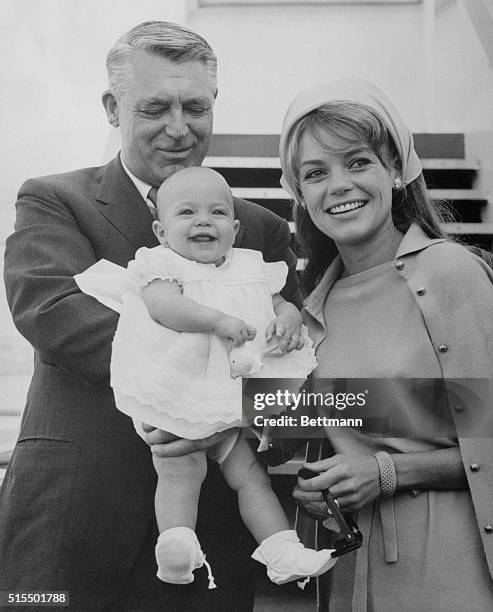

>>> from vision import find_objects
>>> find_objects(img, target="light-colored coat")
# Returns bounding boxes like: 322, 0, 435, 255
303, 223, 493, 578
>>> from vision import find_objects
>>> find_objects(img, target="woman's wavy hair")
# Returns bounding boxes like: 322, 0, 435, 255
283, 102, 452, 294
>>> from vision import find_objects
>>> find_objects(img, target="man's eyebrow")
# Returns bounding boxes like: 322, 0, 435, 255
182, 96, 212, 105
137, 96, 211, 106
138, 97, 170, 106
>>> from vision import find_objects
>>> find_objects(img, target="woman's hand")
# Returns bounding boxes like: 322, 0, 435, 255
265, 316, 304, 354
142, 423, 235, 457
293, 454, 381, 515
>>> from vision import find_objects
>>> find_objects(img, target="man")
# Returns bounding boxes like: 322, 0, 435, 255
0, 21, 300, 611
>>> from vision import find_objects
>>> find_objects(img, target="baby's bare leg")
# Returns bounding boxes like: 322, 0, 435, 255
152, 451, 209, 584
152, 450, 207, 532
220, 437, 289, 543
221, 438, 336, 585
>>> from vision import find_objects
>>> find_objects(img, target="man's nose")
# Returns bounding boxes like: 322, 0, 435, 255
165, 109, 189, 140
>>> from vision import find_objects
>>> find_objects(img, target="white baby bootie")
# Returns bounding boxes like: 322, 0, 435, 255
251, 529, 336, 585
155, 526, 216, 589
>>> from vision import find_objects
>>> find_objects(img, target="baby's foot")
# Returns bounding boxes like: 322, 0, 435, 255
155, 527, 208, 585
251, 529, 336, 585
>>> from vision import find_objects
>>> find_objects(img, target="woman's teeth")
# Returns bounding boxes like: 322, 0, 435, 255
329, 201, 367, 215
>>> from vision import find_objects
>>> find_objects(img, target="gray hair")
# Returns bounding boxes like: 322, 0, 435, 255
106, 21, 217, 99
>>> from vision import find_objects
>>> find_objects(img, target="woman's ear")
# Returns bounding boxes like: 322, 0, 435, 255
102, 90, 119, 128
152, 220, 168, 246
392, 175, 403, 190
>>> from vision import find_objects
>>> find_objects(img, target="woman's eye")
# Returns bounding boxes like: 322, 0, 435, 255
349, 157, 372, 169
304, 169, 325, 180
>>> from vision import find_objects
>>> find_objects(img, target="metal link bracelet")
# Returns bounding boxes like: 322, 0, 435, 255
374, 451, 397, 497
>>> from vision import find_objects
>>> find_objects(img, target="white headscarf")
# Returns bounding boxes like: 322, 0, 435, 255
279, 78, 422, 199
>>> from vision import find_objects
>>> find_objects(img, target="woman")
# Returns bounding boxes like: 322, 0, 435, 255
279, 79, 493, 611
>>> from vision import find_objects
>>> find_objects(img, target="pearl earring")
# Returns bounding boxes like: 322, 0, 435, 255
393, 176, 403, 190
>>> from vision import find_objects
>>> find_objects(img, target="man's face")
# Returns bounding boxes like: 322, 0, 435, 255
107, 49, 216, 186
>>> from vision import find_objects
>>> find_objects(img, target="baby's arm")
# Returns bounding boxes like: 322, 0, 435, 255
142, 278, 256, 345
265, 293, 304, 354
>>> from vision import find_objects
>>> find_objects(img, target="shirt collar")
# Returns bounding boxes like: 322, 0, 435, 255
303, 223, 447, 322
120, 155, 154, 203
395, 222, 446, 258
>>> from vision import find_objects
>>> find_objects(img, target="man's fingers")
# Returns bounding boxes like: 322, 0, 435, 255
150, 429, 234, 457
151, 438, 202, 457
143, 428, 180, 445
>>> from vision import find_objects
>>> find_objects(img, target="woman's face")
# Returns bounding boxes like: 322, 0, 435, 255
297, 131, 397, 249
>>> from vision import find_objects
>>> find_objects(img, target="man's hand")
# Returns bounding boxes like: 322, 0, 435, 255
293, 454, 380, 515
142, 423, 235, 457
213, 315, 256, 346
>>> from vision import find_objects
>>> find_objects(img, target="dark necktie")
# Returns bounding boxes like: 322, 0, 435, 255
146, 187, 158, 218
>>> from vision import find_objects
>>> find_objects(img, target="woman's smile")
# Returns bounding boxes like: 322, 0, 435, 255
326, 199, 369, 215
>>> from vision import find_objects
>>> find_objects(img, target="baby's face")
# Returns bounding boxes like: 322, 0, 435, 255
153, 173, 239, 266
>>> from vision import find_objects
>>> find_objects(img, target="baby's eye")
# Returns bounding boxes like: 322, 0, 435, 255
177, 208, 194, 215
212, 209, 228, 215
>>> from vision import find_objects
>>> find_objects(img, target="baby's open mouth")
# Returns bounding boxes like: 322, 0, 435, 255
190, 234, 216, 242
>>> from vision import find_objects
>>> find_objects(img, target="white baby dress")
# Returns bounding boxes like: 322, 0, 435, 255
75, 247, 316, 440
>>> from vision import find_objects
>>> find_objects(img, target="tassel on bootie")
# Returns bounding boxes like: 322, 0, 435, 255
155, 526, 217, 589
251, 529, 336, 585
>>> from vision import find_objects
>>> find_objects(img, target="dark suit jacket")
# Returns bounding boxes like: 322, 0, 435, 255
0, 156, 301, 611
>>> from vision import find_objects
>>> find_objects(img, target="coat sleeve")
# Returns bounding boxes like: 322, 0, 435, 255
3, 177, 118, 386
262, 215, 303, 308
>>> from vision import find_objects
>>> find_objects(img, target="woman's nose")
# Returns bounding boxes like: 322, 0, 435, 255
329, 168, 353, 196
165, 109, 189, 140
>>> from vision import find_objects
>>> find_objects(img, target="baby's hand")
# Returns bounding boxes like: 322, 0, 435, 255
265, 315, 304, 354
213, 315, 257, 346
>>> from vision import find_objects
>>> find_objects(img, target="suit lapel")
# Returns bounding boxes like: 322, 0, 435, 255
95, 156, 158, 250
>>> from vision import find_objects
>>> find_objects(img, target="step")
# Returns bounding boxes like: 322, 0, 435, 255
208, 133, 466, 159
290, 223, 493, 238
231, 187, 488, 202
440, 222, 493, 235
205, 156, 480, 171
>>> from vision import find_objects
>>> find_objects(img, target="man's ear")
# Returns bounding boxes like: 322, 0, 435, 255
233, 219, 240, 236
152, 220, 168, 245
102, 90, 119, 128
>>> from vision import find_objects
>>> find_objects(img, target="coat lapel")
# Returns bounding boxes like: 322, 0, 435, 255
95, 156, 158, 250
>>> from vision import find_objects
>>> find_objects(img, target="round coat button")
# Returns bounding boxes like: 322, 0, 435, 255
394, 261, 405, 271
438, 344, 448, 353
470, 464, 480, 472
454, 404, 464, 413
485, 525, 493, 533
416, 287, 426, 296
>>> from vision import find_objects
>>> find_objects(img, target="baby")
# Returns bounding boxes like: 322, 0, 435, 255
75, 167, 335, 587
